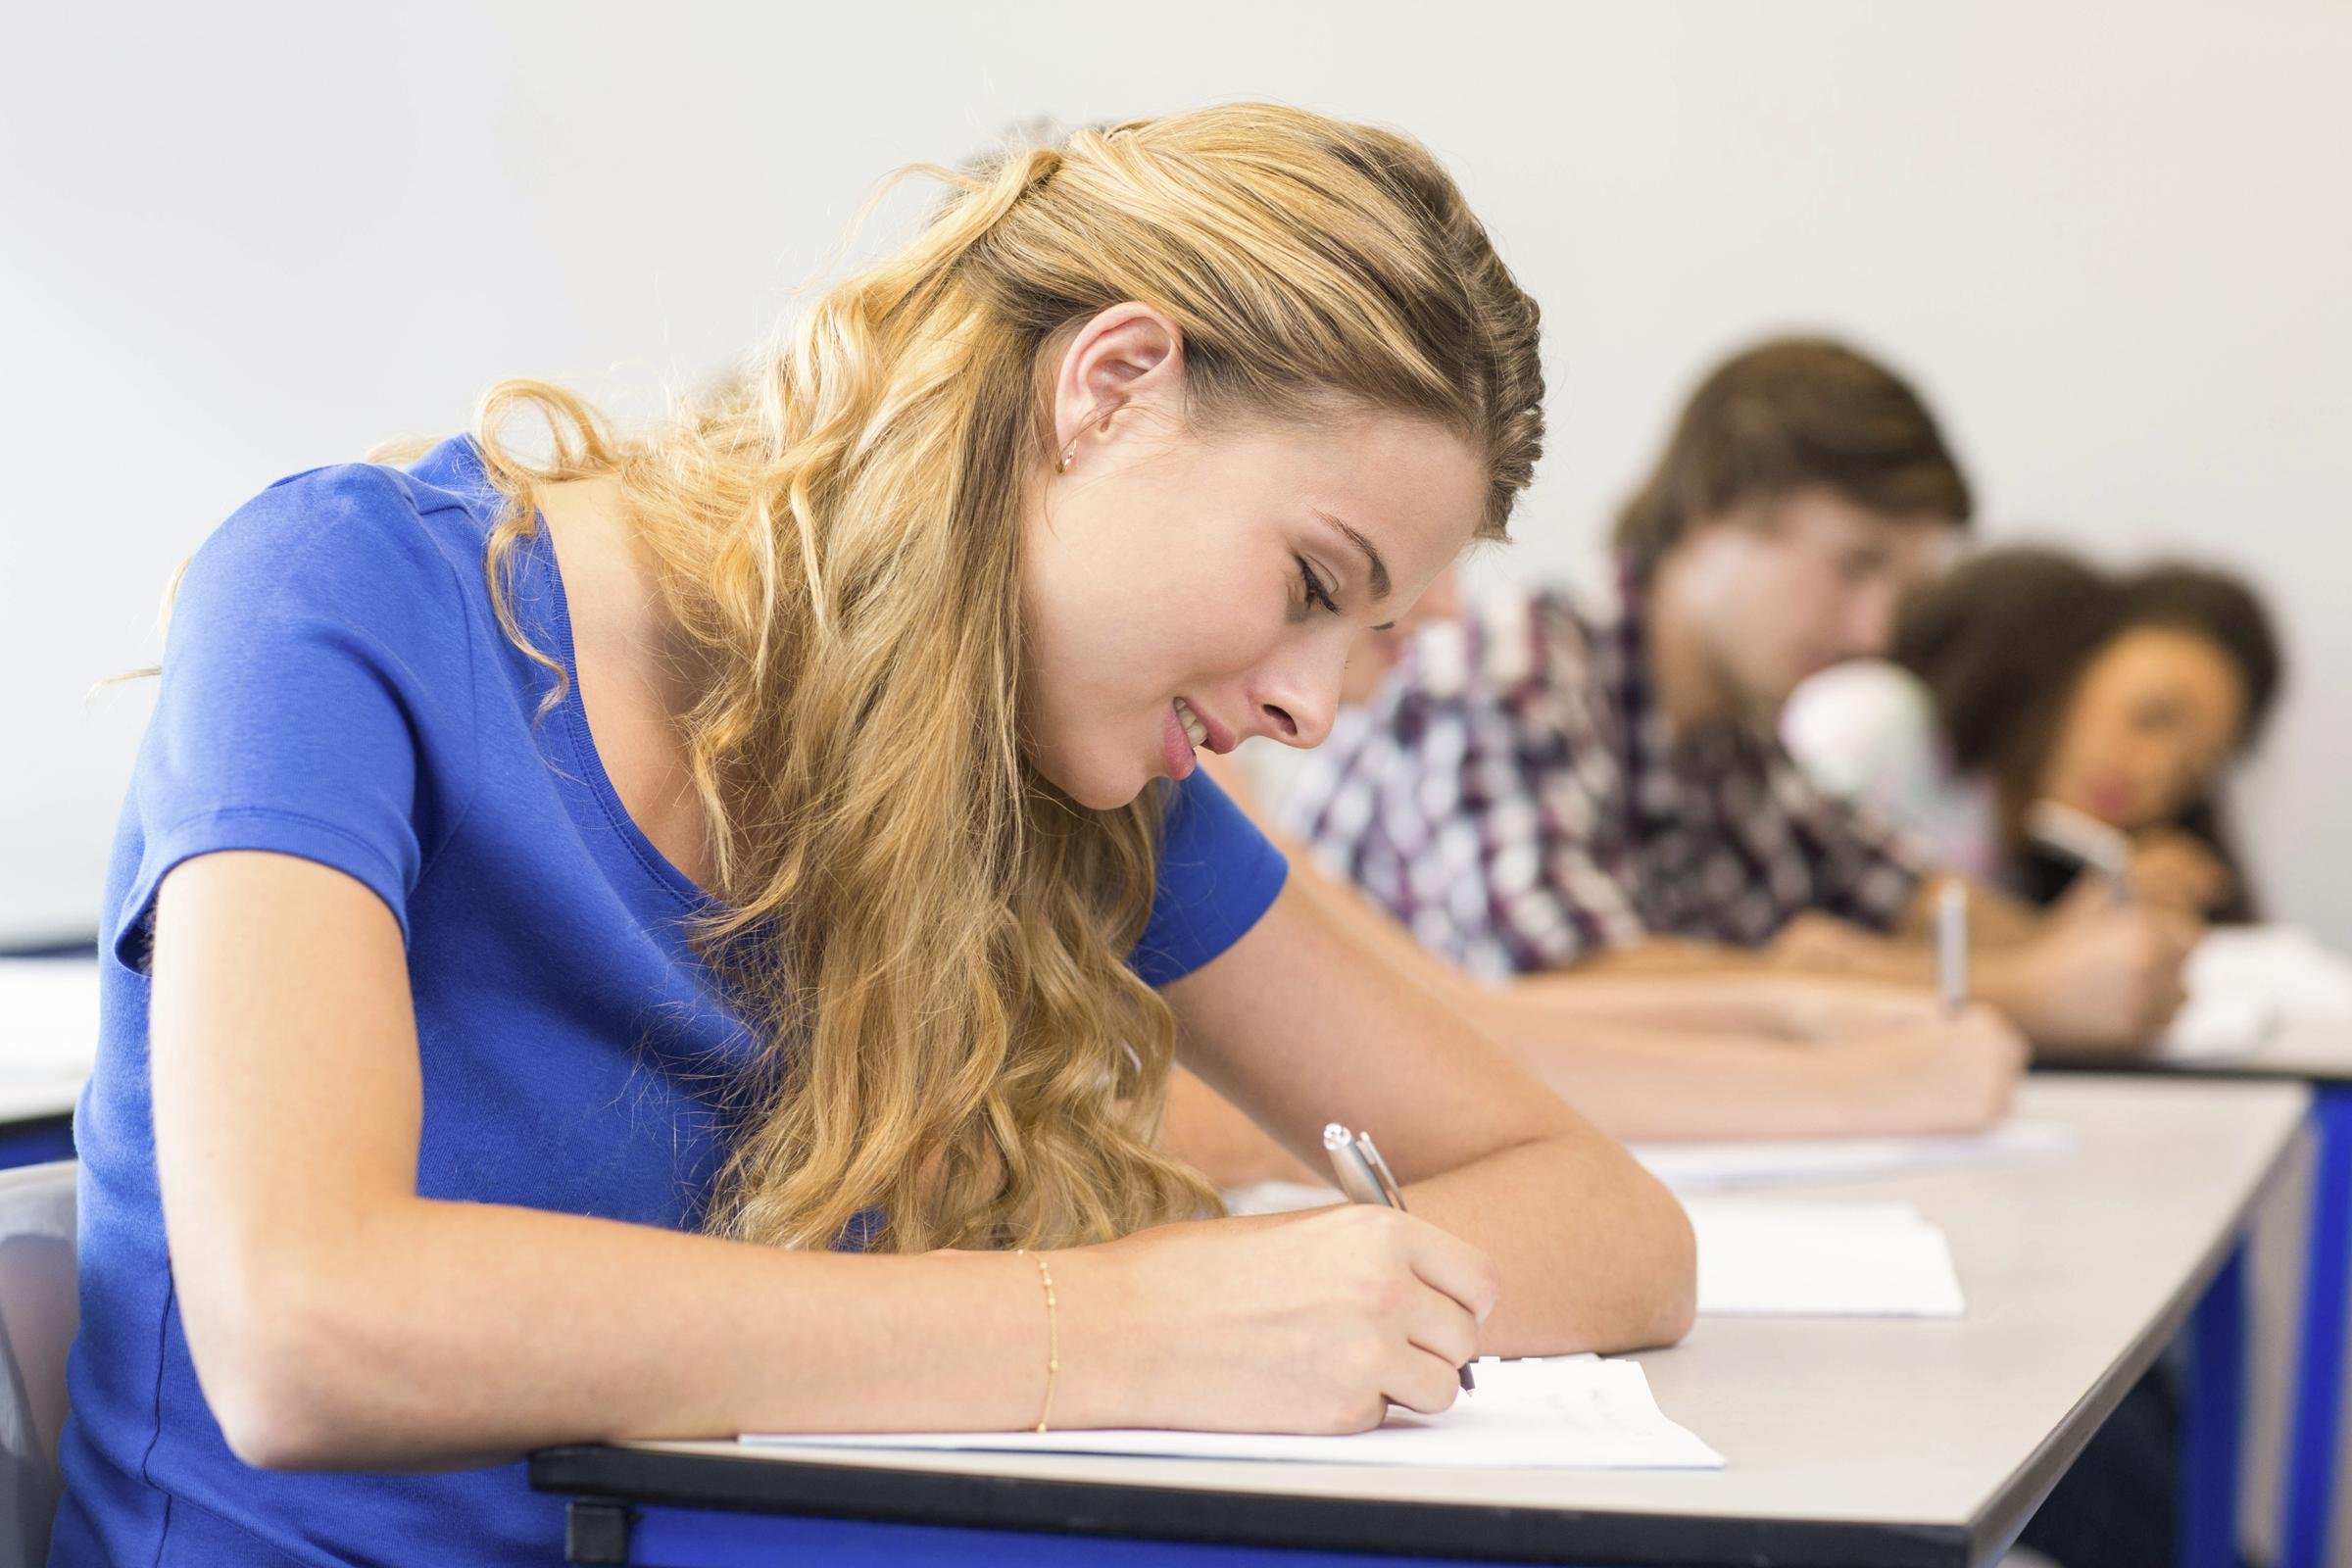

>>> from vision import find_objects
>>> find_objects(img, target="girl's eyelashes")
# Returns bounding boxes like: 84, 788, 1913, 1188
1297, 555, 1342, 614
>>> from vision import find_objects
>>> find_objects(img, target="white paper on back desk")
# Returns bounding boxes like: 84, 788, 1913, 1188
1686, 1198, 1964, 1317
1228, 1185, 1962, 1317
743, 1355, 1723, 1469
2161, 925, 2352, 1061
1631, 1118, 2076, 1193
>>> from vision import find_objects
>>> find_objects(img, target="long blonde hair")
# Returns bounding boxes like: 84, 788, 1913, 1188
466, 103, 1545, 1253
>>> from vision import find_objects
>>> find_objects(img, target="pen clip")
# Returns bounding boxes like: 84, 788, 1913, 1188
1321, 1124, 1389, 1207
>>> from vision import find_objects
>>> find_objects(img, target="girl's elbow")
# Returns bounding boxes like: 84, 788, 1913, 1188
210, 1372, 340, 1472
1651, 1188, 1699, 1344
1619, 1186, 1697, 1350
1648, 1269, 1698, 1348
180, 1255, 369, 1470
197, 1317, 350, 1469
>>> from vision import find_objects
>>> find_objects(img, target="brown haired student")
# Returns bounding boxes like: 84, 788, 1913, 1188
1280, 337, 2207, 1567
1285, 336, 2198, 1056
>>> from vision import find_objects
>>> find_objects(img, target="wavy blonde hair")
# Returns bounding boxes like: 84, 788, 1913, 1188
464, 103, 1544, 1253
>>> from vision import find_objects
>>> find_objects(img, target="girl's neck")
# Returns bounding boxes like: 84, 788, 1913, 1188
536, 473, 722, 890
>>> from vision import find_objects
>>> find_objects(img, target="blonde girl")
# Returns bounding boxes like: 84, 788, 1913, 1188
54, 105, 1692, 1567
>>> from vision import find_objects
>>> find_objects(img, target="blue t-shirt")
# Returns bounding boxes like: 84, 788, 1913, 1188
50, 436, 1287, 1568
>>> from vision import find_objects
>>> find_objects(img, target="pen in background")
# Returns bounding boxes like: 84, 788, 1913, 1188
1937, 881, 1970, 1017
2027, 799, 2134, 901
1323, 1124, 1475, 1393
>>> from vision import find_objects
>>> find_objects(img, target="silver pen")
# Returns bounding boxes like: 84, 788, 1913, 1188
2027, 799, 2134, 901
1322, 1123, 1475, 1392
1936, 881, 1970, 1017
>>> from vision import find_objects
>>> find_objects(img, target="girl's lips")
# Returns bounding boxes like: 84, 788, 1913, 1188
2087, 778, 2138, 823
1161, 702, 1199, 780
1178, 697, 1238, 756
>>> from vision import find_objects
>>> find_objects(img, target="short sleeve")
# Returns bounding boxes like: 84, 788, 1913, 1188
1129, 769, 1290, 988
113, 466, 479, 969
1781, 662, 1942, 811
1781, 660, 2000, 887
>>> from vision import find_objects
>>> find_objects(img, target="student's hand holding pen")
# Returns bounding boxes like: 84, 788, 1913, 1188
1816, 1004, 2027, 1135
1054, 1205, 1499, 1435
1989, 886, 2199, 1052
2127, 829, 2235, 916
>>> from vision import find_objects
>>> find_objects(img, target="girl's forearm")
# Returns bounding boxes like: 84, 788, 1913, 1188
210, 1197, 1119, 1471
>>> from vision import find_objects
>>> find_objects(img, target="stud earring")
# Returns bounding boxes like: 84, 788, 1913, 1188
1052, 403, 1122, 475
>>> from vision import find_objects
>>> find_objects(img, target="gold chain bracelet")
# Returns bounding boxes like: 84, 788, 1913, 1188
1014, 1248, 1059, 1432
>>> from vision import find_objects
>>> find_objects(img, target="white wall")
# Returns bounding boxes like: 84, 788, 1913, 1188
5, 0, 2347, 946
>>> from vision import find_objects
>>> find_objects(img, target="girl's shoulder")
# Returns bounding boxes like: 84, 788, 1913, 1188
170, 438, 513, 694
193, 435, 498, 603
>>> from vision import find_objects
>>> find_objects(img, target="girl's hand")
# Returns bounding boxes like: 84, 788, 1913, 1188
2002, 893, 2199, 1050
2128, 829, 2234, 915
1054, 1205, 1500, 1434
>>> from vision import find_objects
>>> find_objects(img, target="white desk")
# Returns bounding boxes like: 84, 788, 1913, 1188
0, 1076, 82, 1125
0, 956, 96, 1163
2198, 1018, 2352, 1082
533, 1074, 2306, 1568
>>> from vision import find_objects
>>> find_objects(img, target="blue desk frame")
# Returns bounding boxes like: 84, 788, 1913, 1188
2281, 1085, 2352, 1568
533, 1442, 1981, 1568
603, 1507, 1503, 1568
0, 1113, 73, 1171
2182, 1245, 2248, 1568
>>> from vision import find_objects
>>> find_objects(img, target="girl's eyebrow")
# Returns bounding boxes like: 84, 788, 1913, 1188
1312, 508, 1392, 601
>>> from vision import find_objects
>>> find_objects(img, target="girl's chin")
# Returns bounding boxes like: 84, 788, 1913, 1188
1032, 755, 1152, 812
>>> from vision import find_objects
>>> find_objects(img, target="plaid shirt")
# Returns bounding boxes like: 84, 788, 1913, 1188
1281, 564, 1936, 977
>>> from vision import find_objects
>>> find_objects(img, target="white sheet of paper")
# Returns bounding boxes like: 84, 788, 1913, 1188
1686, 1198, 1964, 1317
1632, 1118, 2076, 1193
2162, 994, 2279, 1061
2160, 926, 2352, 1061
1221, 1180, 1343, 1217
744, 1354, 1723, 1470
0, 957, 100, 1080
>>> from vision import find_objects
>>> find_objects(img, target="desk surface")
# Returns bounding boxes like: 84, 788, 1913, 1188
0, 1077, 81, 1126
533, 1074, 2308, 1568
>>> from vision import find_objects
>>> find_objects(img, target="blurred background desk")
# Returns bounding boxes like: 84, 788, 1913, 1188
0, 954, 95, 1168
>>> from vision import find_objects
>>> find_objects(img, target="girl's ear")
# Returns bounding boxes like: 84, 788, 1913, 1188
1049, 304, 1185, 469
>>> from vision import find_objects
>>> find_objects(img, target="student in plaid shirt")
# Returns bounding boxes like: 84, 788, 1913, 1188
1287, 338, 2197, 1054
1167, 565, 2030, 1174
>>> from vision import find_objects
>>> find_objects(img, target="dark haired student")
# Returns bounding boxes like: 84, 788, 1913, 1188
1787, 546, 2284, 921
